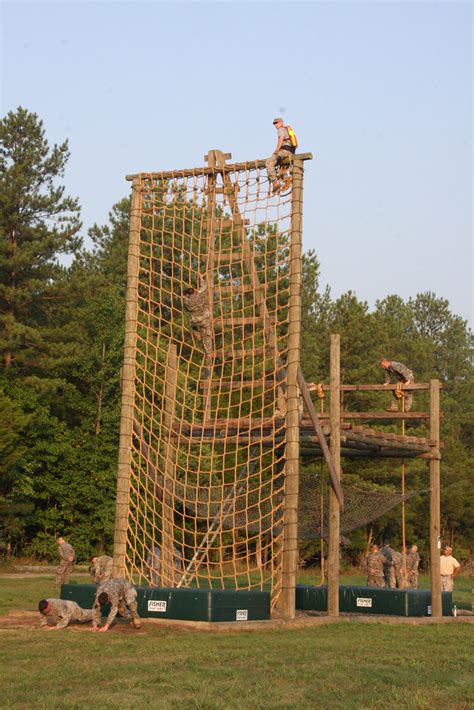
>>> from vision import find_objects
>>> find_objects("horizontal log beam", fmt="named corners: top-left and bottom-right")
top-left (126, 152), bottom-right (313, 182)
top-left (319, 383), bottom-right (441, 392)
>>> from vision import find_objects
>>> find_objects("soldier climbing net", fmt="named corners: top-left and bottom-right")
top-left (114, 150), bottom-right (307, 607)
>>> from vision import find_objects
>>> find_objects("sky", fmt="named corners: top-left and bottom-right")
top-left (1, 0), bottom-right (472, 323)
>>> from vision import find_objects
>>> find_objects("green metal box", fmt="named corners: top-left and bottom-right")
top-left (61, 583), bottom-right (270, 622)
top-left (295, 585), bottom-right (452, 617)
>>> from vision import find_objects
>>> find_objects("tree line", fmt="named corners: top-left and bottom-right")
top-left (1, 107), bottom-right (472, 562)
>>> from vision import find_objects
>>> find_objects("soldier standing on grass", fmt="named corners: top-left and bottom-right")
top-left (90, 555), bottom-right (113, 584)
top-left (38, 599), bottom-right (93, 630)
top-left (440, 546), bottom-right (461, 592)
top-left (406, 544), bottom-right (420, 588)
top-left (92, 577), bottom-right (141, 632)
top-left (184, 276), bottom-right (213, 355)
top-left (366, 544), bottom-right (386, 587)
top-left (380, 359), bottom-right (414, 412)
top-left (55, 536), bottom-right (75, 587)
top-left (391, 548), bottom-right (404, 588)
top-left (380, 540), bottom-right (395, 588)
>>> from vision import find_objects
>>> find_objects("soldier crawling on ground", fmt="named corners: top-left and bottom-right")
top-left (380, 359), bottom-right (414, 412)
top-left (55, 536), bottom-right (75, 587)
top-left (406, 544), bottom-right (420, 588)
top-left (92, 577), bottom-right (141, 632)
top-left (183, 276), bottom-right (213, 355)
top-left (38, 598), bottom-right (93, 630)
top-left (366, 544), bottom-right (386, 587)
top-left (90, 554), bottom-right (113, 584)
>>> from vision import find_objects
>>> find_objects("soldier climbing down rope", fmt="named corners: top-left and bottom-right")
top-left (380, 359), bottom-right (414, 412)
top-left (184, 276), bottom-right (213, 355)
top-left (266, 117), bottom-right (298, 194)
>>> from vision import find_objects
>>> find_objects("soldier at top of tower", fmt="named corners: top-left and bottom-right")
top-left (380, 359), bottom-right (414, 412)
top-left (265, 118), bottom-right (298, 195)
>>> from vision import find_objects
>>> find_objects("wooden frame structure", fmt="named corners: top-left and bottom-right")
top-left (113, 149), bottom-right (443, 620)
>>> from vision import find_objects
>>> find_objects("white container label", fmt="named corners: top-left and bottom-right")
top-left (356, 597), bottom-right (373, 608)
top-left (236, 609), bottom-right (248, 621)
top-left (427, 605), bottom-right (432, 615)
top-left (148, 600), bottom-right (167, 613)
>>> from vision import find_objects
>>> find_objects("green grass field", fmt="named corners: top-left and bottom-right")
top-left (0, 575), bottom-right (472, 709)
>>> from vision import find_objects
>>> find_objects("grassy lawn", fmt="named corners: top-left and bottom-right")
top-left (0, 575), bottom-right (472, 708)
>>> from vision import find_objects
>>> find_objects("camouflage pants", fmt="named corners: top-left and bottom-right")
top-left (367, 574), bottom-right (385, 587)
top-left (56, 560), bottom-right (73, 586)
top-left (192, 316), bottom-right (213, 355)
top-left (265, 149), bottom-right (292, 183)
top-left (119, 588), bottom-right (140, 622)
top-left (441, 575), bottom-right (454, 592)
top-left (394, 566), bottom-right (405, 588)
top-left (407, 572), bottom-right (418, 589)
top-left (384, 566), bottom-right (396, 589)
top-left (391, 389), bottom-right (413, 412)
top-left (75, 607), bottom-right (94, 623)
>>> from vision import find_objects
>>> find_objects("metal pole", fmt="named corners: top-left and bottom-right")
top-left (280, 158), bottom-right (304, 619)
top-left (113, 179), bottom-right (141, 576)
top-left (328, 334), bottom-right (341, 617)
top-left (429, 379), bottom-right (442, 617)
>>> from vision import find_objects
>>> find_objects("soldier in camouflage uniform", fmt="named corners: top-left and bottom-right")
top-left (55, 536), bottom-right (75, 587)
top-left (38, 598), bottom-right (93, 630)
top-left (380, 359), bottom-right (414, 412)
top-left (380, 540), bottom-right (396, 588)
top-left (92, 577), bottom-right (141, 632)
top-left (366, 544), bottom-right (385, 587)
top-left (391, 548), bottom-right (405, 588)
top-left (184, 277), bottom-right (213, 355)
top-left (406, 544), bottom-right (420, 588)
top-left (90, 555), bottom-right (114, 584)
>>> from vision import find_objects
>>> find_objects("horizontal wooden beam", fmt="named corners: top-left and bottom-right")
top-left (213, 317), bottom-right (277, 329)
top-left (126, 152), bottom-right (313, 182)
top-left (317, 411), bottom-right (433, 420)
top-left (319, 383), bottom-right (441, 392)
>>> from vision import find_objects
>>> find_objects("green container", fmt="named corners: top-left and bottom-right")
top-left (61, 583), bottom-right (270, 622)
top-left (295, 585), bottom-right (452, 617)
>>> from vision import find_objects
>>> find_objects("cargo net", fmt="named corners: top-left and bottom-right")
top-left (298, 470), bottom-right (424, 539)
top-left (125, 151), bottom-right (300, 606)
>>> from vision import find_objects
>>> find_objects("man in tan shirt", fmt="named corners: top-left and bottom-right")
top-left (439, 546), bottom-right (461, 591)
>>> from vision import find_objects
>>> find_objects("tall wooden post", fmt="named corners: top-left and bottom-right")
top-left (280, 158), bottom-right (304, 619)
top-left (429, 379), bottom-right (442, 617)
top-left (113, 179), bottom-right (141, 576)
top-left (328, 334), bottom-right (341, 616)
top-left (161, 343), bottom-right (178, 586)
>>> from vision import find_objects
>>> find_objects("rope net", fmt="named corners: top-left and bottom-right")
top-left (122, 151), bottom-right (302, 606)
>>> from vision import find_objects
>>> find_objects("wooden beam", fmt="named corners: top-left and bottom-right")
top-left (328, 334), bottom-right (341, 618)
top-left (112, 179), bottom-right (141, 578)
top-left (279, 157), bottom-right (304, 621)
top-left (429, 379), bottom-right (442, 617)
top-left (317, 411), bottom-right (433, 420)
top-left (318, 383), bottom-right (439, 392)
top-left (125, 152), bottom-right (314, 181)
top-left (161, 343), bottom-right (178, 587)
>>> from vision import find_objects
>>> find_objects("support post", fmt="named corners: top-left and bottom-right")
top-left (429, 379), bottom-right (442, 617)
top-left (280, 158), bottom-right (304, 619)
top-left (328, 334), bottom-right (341, 617)
top-left (161, 343), bottom-right (178, 586)
top-left (113, 179), bottom-right (141, 576)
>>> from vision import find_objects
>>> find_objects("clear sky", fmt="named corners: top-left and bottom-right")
top-left (2, 1), bottom-right (472, 323)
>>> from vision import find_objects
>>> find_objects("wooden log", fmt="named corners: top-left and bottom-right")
top-left (328, 334), bottom-right (341, 618)
top-left (318, 383), bottom-right (438, 392)
top-left (161, 343), bottom-right (178, 587)
top-left (213, 316), bottom-right (278, 329)
top-left (279, 157), bottom-right (305, 621)
top-left (125, 152), bottom-right (314, 181)
top-left (429, 380), bottom-right (442, 617)
top-left (112, 179), bottom-right (141, 577)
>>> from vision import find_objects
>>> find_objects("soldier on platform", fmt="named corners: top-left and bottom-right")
top-left (380, 540), bottom-right (396, 588)
top-left (406, 544), bottom-right (420, 588)
top-left (265, 118), bottom-right (297, 194)
top-left (380, 359), bottom-right (414, 412)
top-left (55, 536), bottom-right (75, 587)
top-left (366, 544), bottom-right (386, 587)
top-left (90, 555), bottom-right (114, 584)
top-left (184, 276), bottom-right (213, 355)
top-left (92, 577), bottom-right (141, 632)
top-left (38, 598), bottom-right (93, 630)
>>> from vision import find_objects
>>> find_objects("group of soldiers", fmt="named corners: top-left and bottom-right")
top-left (39, 538), bottom-right (141, 632)
top-left (366, 542), bottom-right (420, 589)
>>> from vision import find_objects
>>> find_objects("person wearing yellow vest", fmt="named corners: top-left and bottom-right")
top-left (440, 546), bottom-right (461, 591)
top-left (266, 117), bottom-right (298, 194)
